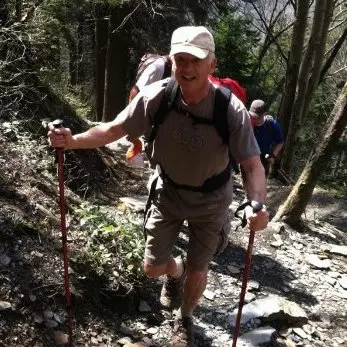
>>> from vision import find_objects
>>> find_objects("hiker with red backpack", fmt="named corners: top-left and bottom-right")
top-left (48, 25), bottom-right (269, 346)
top-left (126, 54), bottom-right (172, 166)
top-left (248, 99), bottom-right (284, 177)
top-left (128, 54), bottom-right (172, 103)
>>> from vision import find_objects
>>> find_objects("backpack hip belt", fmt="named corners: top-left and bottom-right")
top-left (160, 162), bottom-right (231, 193)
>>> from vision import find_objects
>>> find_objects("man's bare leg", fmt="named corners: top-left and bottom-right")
top-left (178, 269), bottom-right (208, 318)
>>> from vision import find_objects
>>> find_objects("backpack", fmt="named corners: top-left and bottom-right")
top-left (259, 115), bottom-right (276, 137)
top-left (208, 75), bottom-right (247, 104)
top-left (147, 77), bottom-right (231, 145)
top-left (145, 77), bottom-right (237, 193)
top-left (135, 54), bottom-right (172, 83)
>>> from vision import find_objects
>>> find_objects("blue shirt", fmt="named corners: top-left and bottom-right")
top-left (253, 117), bottom-right (284, 155)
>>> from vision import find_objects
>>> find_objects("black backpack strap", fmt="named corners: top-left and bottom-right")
top-left (147, 77), bottom-right (179, 143)
top-left (265, 115), bottom-right (276, 139)
top-left (213, 86), bottom-right (241, 174)
top-left (162, 56), bottom-right (172, 79)
top-left (213, 86), bottom-right (232, 145)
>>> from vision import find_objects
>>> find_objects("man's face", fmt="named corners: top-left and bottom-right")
top-left (171, 53), bottom-right (216, 94)
top-left (252, 114), bottom-right (265, 126)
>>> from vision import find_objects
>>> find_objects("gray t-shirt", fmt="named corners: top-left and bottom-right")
top-left (119, 79), bottom-right (260, 187)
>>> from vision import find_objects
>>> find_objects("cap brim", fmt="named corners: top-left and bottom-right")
top-left (169, 45), bottom-right (209, 59)
top-left (249, 111), bottom-right (261, 117)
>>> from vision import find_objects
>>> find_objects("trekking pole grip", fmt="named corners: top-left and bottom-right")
top-left (51, 119), bottom-right (65, 163)
top-left (235, 200), bottom-right (263, 228)
top-left (52, 119), bottom-right (64, 130)
top-left (251, 200), bottom-right (263, 213)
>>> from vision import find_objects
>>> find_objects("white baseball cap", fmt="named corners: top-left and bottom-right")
top-left (169, 26), bottom-right (215, 59)
top-left (249, 99), bottom-right (267, 117)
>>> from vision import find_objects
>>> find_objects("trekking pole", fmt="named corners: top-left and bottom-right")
top-left (232, 200), bottom-right (263, 347)
top-left (51, 119), bottom-right (73, 346)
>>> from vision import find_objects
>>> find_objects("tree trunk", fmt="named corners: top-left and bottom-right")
top-left (94, 11), bottom-right (109, 121)
top-left (280, 0), bottom-right (328, 174)
top-left (273, 80), bottom-right (347, 224)
top-left (102, 6), bottom-right (130, 122)
top-left (301, 0), bottom-right (334, 121)
top-left (278, 0), bottom-right (310, 139)
top-left (60, 25), bottom-right (78, 86)
top-left (76, 21), bottom-right (85, 85)
top-left (0, 0), bottom-right (10, 26)
top-left (15, 0), bottom-right (22, 22)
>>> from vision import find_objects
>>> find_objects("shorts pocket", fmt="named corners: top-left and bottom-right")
top-left (215, 217), bottom-right (231, 255)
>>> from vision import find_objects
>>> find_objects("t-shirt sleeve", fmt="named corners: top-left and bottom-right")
top-left (117, 82), bottom-right (166, 139)
top-left (228, 95), bottom-right (260, 163)
top-left (136, 59), bottom-right (165, 90)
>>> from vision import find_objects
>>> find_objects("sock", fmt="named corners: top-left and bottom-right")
top-left (176, 307), bottom-right (193, 319)
top-left (171, 256), bottom-right (184, 279)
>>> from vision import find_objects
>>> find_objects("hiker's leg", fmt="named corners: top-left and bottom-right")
top-left (181, 212), bottom-right (230, 316)
top-left (143, 201), bottom-right (183, 278)
top-left (180, 267), bottom-right (208, 317)
top-left (144, 255), bottom-right (182, 278)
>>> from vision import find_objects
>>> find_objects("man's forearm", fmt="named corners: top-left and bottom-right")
top-left (241, 156), bottom-right (267, 203)
top-left (246, 168), bottom-right (267, 203)
top-left (272, 143), bottom-right (283, 157)
top-left (71, 122), bottom-right (127, 150)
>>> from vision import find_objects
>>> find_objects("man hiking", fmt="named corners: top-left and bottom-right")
top-left (249, 99), bottom-right (284, 177)
top-left (48, 25), bottom-right (269, 346)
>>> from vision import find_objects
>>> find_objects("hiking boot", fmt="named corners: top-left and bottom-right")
top-left (170, 316), bottom-right (193, 347)
top-left (160, 259), bottom-right (186, 309)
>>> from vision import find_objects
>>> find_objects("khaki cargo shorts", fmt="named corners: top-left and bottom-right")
top-left (143, 177), bottom-right (233, 271)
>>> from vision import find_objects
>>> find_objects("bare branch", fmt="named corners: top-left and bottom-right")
top-left (320, 25), bottom-right (347, 82)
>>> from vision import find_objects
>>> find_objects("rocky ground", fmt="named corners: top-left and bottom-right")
top-left (0, 126), bottom-right (346, 347)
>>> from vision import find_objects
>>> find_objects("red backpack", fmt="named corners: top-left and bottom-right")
top-left (209, 75), bottom-right (255, 128)
top-left (208, 75), bottom-right (247, 105)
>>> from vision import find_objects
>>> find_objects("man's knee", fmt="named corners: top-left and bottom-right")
top-left (143, 261), bottom-right (167, 278)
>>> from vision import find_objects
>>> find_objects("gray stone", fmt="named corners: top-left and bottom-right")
top-left (32, 313), bottom-right (44, 324)
top-left (334, 289), bottom-right (347, 299)
top-left (117, 337), bottom-right (132, 345)
top-left (229, 295), bottom-right (308, 327)
top-left (293, 327), bottom-right (308, 339)
top-left (248, 280), bottom-right (260, 291)
top-left (43, 310), bottom-right (54, 320)
top-left (203, 289), bottom-right (215, 300)
top-left (227, 265), bottom-right (241, 274)
top-left (271, 233), bottom-right (284, 248)
top-left (45, 319), bottom-right (58, 328)
top-left (119, 196), bottom-right (147, 212)
top-left (245, 292), bottom-right (256, 303)
top-left (146, 327), bottom-right (158, 335)
top-left (306, 254), bottom-right (331, 269)
top-left (329, 245), bottom-right (347, 256)
top-left (0, 301), bottom-right (11, 311)
top-left (238, 326), bottom-right (276, 346)
top-left (338, 276), bottom-right (347, 289)
top-left (276, 337), bottom-right (296, 347)
top-left (0, 254), bottom-right (11, 266)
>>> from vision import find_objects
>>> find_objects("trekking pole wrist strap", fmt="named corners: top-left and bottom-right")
top-left (235, 200), bottom-right (264, 228)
